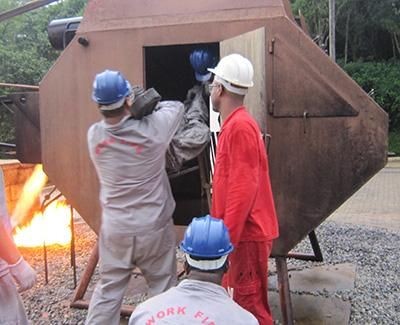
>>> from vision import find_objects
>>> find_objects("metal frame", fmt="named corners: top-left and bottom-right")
top-left (272, 230), bottom-right (324, 324)
top-left (40, 186), bottom-right (77, 287)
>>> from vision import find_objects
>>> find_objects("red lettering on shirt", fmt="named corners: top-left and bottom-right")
top-left (145, 306), bottom-right (186, 323)
top-left (177, 306), bottom-right (186, 315)
top-left (156, 311), bottom-right (165, 319)
top-left (95, 136), bottom-right (143, 155)
top-left (194, 311), bottom-right (204, 319)
top-left (193, 311), bottom-right (215, 324)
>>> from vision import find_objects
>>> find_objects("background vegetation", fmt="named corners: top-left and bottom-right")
top-left (0, 0), bottom-right (86, 144)
top-left (0, 0), bottom-right (399, 153)
top-left (291, 0), bottom-right (400, 154)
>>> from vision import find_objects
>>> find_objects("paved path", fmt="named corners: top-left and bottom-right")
top-left (329, 157), bottom-right (400, 232)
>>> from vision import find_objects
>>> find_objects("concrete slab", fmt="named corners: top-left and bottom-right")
top-left (329, 158), bottom-right (400, 231)
top-left (269, 291), bottom-right (351, 325)
top-left (269, 263), bottom-right (356, 293)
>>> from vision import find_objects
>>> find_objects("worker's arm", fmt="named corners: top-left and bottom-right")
top-left (222, 125), bottom-right (259, 246)
top-left (152, 101), bottom-right (185, 144)
top-left (0, 220), bottom-right (20, 264)
top-left (0, 220), bottom-right (37, 292)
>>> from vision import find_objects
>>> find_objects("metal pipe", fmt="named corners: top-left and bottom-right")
top-left (41, 194), bottom-right (49, 285)
top-left (329, 0), bottom-right (336, 61)
top-left (0, 0), bottom-right (58, 23)
top-left (70, 205), bottom-right (77, 288)
top-left (0, 142), bottom-right (16, 148)
top-left (43, 240), bottom-right (48, 285)
top-left (71, 241), bottom-right (99, 307)
top-left (40, 185), bottom-right (60, 285)
top-left (276, 257), bottom-right (294, 325)
top-left (42, 192), bottom-right (62, 211)
top-left (284, 230), bottom-right (323, 262)
top-left (71, 299), bottom-right (135, 317)
top-left (0, 83), bottom-right (39, 90)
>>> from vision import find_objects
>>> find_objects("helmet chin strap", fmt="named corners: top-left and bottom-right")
top-left (214, 76), bottom-right (248, 96)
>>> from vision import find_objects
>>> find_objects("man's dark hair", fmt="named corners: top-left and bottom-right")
top-left (99, 105), bottom-right (125, 118)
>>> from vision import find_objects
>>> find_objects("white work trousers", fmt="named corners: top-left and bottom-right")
top-left (0, 273), bottom-right (29, 325)
top-left (85, 219), bottom-right (177, 325)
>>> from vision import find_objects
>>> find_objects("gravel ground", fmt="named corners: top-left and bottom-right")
top-left (18, 219), bottom-right (399, 324)
top-left (18, 221), bottom-right (97, 325)
top-left (284, 220), bottom-right (400, 325)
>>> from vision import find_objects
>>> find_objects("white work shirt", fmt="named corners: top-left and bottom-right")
top-left (0, 169), bottom-right (12, 278)
top-left (87, 101), bottom-right (184, 235)
top-left (129, 279), bottom-right (259, 325)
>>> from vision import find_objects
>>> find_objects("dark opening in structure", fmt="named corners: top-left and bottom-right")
top-left (144, 42), bottom-right (219, 225)
top-left (144, 43), bottom-right (219, 101)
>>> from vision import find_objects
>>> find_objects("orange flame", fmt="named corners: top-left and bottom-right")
top-left (13, 200), bottom-right (71, 247)
top-left (11, 164), bottom-right (48, 228)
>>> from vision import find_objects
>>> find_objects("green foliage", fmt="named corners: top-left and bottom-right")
top-left (342, 60), bottom-right (400, 131)
top-left (0, 109), bottom-right (14, 143)
top-left (291, 0), bottom-right (400, 61)
top-left (0, 0), bottom-right (86, 142)
top-left (389, 131), bottom-right (400, 155)
top-left (291, 0), bottom-right (329, 45)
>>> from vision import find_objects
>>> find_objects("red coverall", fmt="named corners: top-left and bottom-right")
top-left (211, 106), bottom-right (279, 325)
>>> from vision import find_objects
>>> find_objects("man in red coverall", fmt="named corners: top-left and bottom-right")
top-left (208, 53), bottom-right (279, 325)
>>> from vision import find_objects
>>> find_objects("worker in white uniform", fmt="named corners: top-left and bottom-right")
top-left (86, 70), bottom-right (184, 325)
top-left (0, 168), bottom-right (37, 325)
top-left (129, 215), bottom-right (259, 325)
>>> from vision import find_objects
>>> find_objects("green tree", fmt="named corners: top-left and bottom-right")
top-left (291, 0), bottom-right (400, 61)
top-left (0, 0), bottom-right (86, 143)
top-left (291, 0), bottom-right (329, 48)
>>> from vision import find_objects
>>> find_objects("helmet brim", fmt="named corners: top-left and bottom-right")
top-left (207, 68), bottom-right (254, 88)
top-left (185, 254), bottom-right (228, 271)
top-left (98, 96), bottom-right (126, 111)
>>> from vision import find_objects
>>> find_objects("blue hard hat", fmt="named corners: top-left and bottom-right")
top-left (92, 69), bottom-right (132, 105)
top-left (189, 49), bottom-right (217, 82)
top-left (180, 215), bottom-right (233, 259)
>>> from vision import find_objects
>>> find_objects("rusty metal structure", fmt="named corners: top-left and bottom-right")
top-left (3, 0), bottom-right (388, 323)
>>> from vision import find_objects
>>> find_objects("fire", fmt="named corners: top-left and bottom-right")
top-left (13, 200), bottom-right (71, 247)
top-left (12, 164), bottom-right (48, 228)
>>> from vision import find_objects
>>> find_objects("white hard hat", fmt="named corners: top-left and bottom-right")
top-left (208, 53), bottom-right (254, 95)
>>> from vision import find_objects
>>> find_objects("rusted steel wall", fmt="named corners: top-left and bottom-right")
top-left (10, 93), bottom-right (41, 164)
top-left (0, 161), bottom-right (38, 216)
top-left (38, 0), bottom-right (388, 255)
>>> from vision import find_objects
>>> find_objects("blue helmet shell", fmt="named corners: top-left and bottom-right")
top-left (180, 215), bottom-right (233, 258)
top-left (92, 69), bottom-right (132, 105)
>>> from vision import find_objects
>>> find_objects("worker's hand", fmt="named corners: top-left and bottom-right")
top-left (9, 256), bottom-right (37, 292)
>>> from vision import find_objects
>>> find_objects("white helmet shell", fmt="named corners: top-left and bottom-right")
top-left (208, 53), bottom-right (254, 89)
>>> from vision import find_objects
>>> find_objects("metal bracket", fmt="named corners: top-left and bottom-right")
top-left (269, 37), bottom-right (275, 54)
